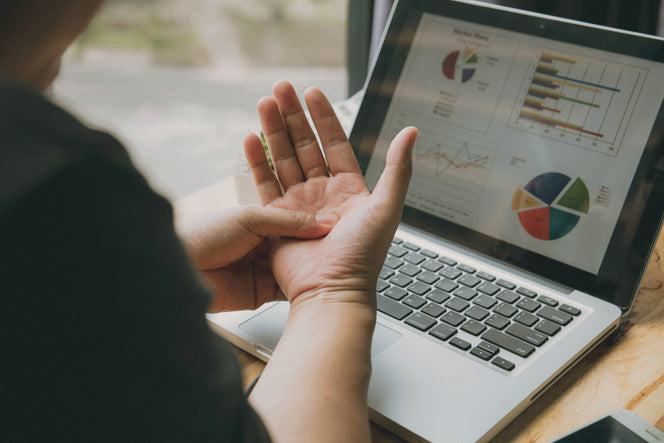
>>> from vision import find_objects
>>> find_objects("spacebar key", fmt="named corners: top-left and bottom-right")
top-left (377, 294), bottom-right (413, 320)
top-left (481, 328), bottom-right (535, 358)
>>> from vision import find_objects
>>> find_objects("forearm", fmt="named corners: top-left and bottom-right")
top-left (248, 296), bottom-right (376, 443)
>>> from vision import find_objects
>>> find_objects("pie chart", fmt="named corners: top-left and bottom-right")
top-left (511, 172), bottom-right (590, 241)
top-left (443, 48), bottom-right (478, 83)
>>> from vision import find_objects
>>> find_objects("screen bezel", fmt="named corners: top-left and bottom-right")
top-left (350, 0), bottom-right (664, 312)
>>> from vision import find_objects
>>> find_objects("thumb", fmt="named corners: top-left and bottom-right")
top-left (243, 206), bottom-right (338, 239)
top-left (371, 126), bottom-right (418, 214)
top-left (177, 206), bottom-right (337, 269)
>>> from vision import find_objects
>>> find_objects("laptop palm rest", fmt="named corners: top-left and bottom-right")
top-left (239, 302), bottom-right (402, 357)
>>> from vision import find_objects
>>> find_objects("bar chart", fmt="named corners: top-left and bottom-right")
top-left (510, 49), bottom-right (646, 156)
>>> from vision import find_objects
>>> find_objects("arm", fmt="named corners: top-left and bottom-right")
top-left (244, 81), bottom-right (418, 442)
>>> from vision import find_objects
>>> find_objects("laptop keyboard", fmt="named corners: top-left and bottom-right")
top-left (377, 237), bottom-right (582, 372)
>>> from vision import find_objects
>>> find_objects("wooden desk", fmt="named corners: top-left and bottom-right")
top-left (177, 177), bottom-right (664, 442)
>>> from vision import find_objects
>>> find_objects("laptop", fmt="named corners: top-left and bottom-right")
top-left (207, 1), bottom-right (664, 441)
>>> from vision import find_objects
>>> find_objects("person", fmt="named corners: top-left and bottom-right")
top-left (0, 1), bottom-right (418, 442)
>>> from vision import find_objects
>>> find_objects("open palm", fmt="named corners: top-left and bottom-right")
top-left (244, 81), bottom-right (417, 306)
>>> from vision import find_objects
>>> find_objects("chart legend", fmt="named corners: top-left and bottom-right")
top-left (512, 172), bottom-right (590, 241)
top-left (510, 50), bottom-right (646, 156)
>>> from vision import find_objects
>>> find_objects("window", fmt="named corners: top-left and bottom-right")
top-left (54, 0), bottom-right (348, 199)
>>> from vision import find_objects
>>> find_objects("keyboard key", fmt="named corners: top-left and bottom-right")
top-left (516, 287), bottom-right (537, 298)
top-left (514, 311), bottom-right (539, 327)
top-left (405, 312), bottom-right (436, 331)
top-left (388, 245), bottom-right (408, 257)
top-left (440, 267), bottom-right (462, 280)
top-left (403, 295), bottom-right (427, 309)
top-left (426, 289), bottom-right (451, 304)
top-left (384, 287), bottom-right (407, 301)
top-left (470, 346), bottom-right (493, 361)
top-left (477, 282), bottom-right (501, 296)
top-left (478, 341), bottom-right (499, 356)
top-left (399, 264), bottom-right (421, 277)
top-left (408, 281), bottom-right (431, 296)
top-left (457, 263), bottom-right (476, 274)
top-left (403, 241), bottom-right (420, 251)
top-left (421, 249), bottom-right (438, 258)
top-left (494, 303), bottom-right (518, 318)
top-left (505, 323), bottom-right (548, 347)
top-left (377, 294), bottom-right (412, 320)
top-left (404, 252), bottom-right (427, 265)
top-left (422, 259), bottom-right (444, 273)
top-left (481, 328), bottom-right (535, 358)
top-left (384, 256), bottom-right (404, 269)
top-left (458, 274), bottom-right (481, 288)
top-left (438, 256), bottom-right (457, 266)
top-left (485, 314), bottom-right (510, 330)
top-left (538, 306), bottom-right (573, 326)
top-left (450, 337), bottom-right (472, 351)
top-left (379, 267), bottom-right (394, 280)
top-left (392, 237), bottom-right (403, 244)
top-left (496, 290), bottom-right (520, 304)
top-left (435, 279), bottom-right (458, 293)
top-left (445, 298), bottom-right (470, 312)
top-left (390, 274), bottom-right (413, 288)
top-left (474, 295), bottom-right (498, 309)
top-left (535, 320), bottom-right (561, 336)
top-left (421, 303), bottom-right (446, 318)
top-left (454, 287), bottom-right (477, 301)
top-left (559, 304), bottom-right (581, 316)
top-left (537, 295), bottom-right (559, 307)
top-left (492, 356), bottom-right (515, 371)
top-left (466, 306), bottom-right (490, 321)
top-left (476, 272), bottom-right (496, 281)
top-left (377, 279), bottom-right (389, 293)
top-left (416, 271), bottom-right (440, 285)
top-left (429, 323), bottom-right (457, 341)
top-left (441, 311), bottom-right (466, 327)
top-left (496, 279), bottom-right (516, 290)
top-left (462, 320), bottom-right (487, 336)
top-left (516, 298), bottom-right (541, 312)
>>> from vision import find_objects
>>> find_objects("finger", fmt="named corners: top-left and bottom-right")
top-left (242, 206), bottom-right (338, 240)
top-left (304, 87), bottom-right (362, 176)
top-left (273, 81), bottom-right (328, 179)
top-left (244, 133), bottom-right (282, 205)
top-left (257, 96), bottom-right (305, 190)
top-left (178, 206), bottom-right (338, 270)
top-left (372, 127), bottom-right (418, 217)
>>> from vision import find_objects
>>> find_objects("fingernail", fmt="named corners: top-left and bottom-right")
top-left (315, 213), bottom-right (338, 226)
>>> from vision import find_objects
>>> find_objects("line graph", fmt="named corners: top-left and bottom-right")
top-left (383, 110), bottom-right (499, 224)
top-left (416, 141), bottom-right (490, 175)
top-left (414, 134), bottom-right (494, 188)
top-left (510, 49), bottom-right (646, 156)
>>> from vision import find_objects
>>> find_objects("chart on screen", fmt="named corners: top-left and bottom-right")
top-left (509, 49), bottom-right (646, 157)
top-left (511, 172), bottom-right (590, 241)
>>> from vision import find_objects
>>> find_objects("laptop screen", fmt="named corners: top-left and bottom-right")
top-left (351, 0), bottom-right (664, 310)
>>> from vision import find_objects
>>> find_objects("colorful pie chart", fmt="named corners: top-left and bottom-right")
top-left (443, 48), bottom-right (478, 83)
top-left (511, 172), bottom-right (590, 241)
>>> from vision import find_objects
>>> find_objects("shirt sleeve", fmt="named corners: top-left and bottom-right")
top-left (1, 147), bottom-right (271, 442)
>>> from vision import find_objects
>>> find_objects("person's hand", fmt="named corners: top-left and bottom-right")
top-left (244, 81), bottom-right (418, 309)
top-left (177, 205), bottom-right (337, 312)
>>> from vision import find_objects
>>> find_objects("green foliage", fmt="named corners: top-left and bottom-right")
top-left (75, 8), bottom-right (210, 66)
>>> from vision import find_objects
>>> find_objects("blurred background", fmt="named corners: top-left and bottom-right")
top-left (54, 0), bottom-right (348, 199)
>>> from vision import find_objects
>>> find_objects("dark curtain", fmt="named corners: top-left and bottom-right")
top-left (497, 0), bottom-right (661, 35)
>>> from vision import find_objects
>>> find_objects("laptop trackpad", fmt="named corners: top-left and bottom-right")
top-left (239, 302), bottom-right (402, 356)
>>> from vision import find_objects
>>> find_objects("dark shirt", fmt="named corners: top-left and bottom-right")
top-left (0, 77), bottom-right (270, 442)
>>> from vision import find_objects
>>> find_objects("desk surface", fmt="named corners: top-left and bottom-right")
top-left (177, 177), bottom-right (664, 442)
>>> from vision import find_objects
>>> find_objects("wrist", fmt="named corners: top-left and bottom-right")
top-left (289, 288), bottom-right (377, 327)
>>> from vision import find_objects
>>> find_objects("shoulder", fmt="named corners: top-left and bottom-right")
top-left (0, 76), bottom-right (143, 211)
